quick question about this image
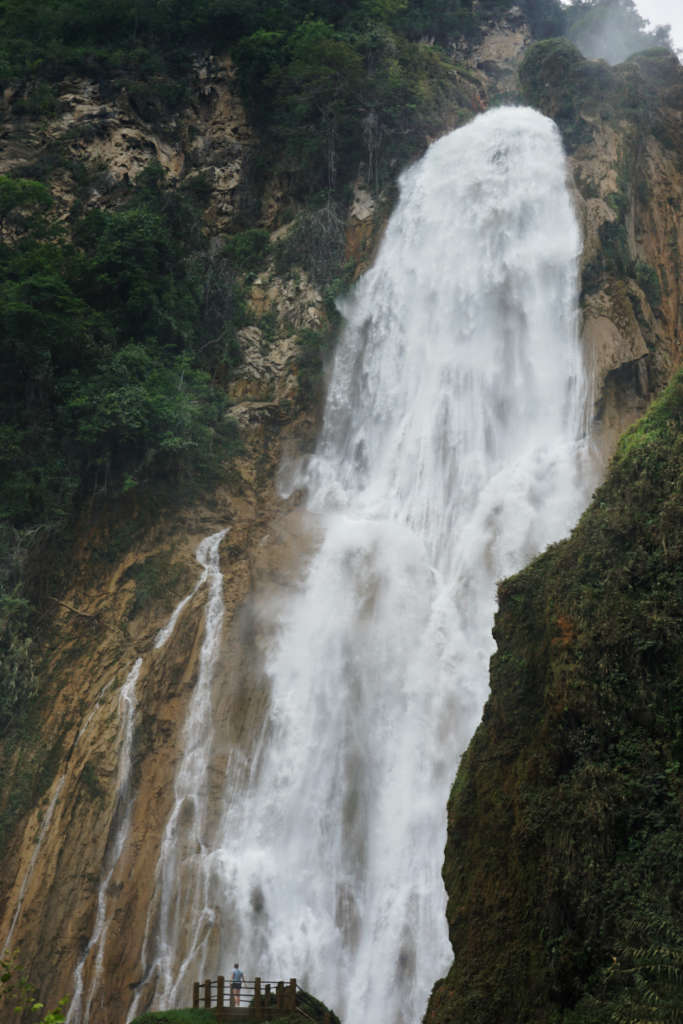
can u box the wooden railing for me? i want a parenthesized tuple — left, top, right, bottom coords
(192, 977, 303, 1020)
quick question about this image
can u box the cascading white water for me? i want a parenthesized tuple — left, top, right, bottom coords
(67, 529, 227, 1024)
(134, 106, 595, 1024)
(2, 777, 65, 958)
(129, 528, 229, 1018)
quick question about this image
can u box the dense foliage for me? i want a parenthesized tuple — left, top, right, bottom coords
(0, 165, 243, 728)
(520, 37, 680, 151)
(0, 0, 572, 196)
(430, 371, 683, 1024)
(0, 0, 532, 82)
(1, 171, 240, 526)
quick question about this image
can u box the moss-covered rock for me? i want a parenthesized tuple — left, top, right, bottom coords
(129, 1011, 217, 1024)
(427, 371, 683, 1023)
(128, 1012, 305, 1024)
(519, 39, 681, 152)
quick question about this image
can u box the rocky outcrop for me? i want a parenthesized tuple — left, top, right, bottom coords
(520, 43, 682, 455)
(0, 54, 255, 231)
(573, 119, 682, 452)
(465, 4, 532, 99)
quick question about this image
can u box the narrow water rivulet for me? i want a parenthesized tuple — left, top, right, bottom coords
(135, 106, 595, 1024)
(68, 658, 142, 1024)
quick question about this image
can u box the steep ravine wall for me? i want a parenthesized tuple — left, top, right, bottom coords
(426, 37, 683, 1024)
(0, 18, 681, 1024)
(519, 42, 683, 455)
(0, 54, 328, 1006)
(0, 43, 480, 1021)
(426, 368, 683, 1024)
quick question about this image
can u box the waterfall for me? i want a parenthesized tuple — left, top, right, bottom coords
(66, 657, 142, 1024)
(68, 529, 227, 1024)
(129, 528, 229, 1018)
(2, 776, 65, 958)
(135, 106, 594, 1024)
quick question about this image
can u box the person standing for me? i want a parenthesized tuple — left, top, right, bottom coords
(231, 963, 244, 1006)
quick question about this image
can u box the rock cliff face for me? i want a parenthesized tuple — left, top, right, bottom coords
(0, 15, 681, 1024)
(1, 55, 255, 230)
(0, 56, 328, 1017)
(426, 36, 683, 1024)
(519, 43, 682, 456)
(0, 42, 475, 1020)
(426, 367, 683, 1024)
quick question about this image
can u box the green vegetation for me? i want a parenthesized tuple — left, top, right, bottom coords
(434, 370, 683, 1023)
(128, 986, 339, 1024)
(222, 228, 271, 276)
(520, 39, 679, 152)
(0, 1, 571, 198)
(633, 257, 662, 309)
(0, 719, 66, 859)
(79, 760, 105, 801)
(296, 327, 331, 406)
(0, 163, 244, 733)
(129, 1012, 320, 1024)
(0, 585, 37, 727)
(234, 14, 474, 195)
(123, 553, 193, 618)
(273, 205, 347, 286)
(129, 1011, 217, 1024)
(521, 38, 673, 324)
(0, 165, 242, 531)
(1, 950, 68, 1023)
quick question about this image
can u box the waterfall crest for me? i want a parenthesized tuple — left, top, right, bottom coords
(137, 106, 594, 1024)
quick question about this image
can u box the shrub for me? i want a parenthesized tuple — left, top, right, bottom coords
(633, 258, 662, 309)
(222, 228, 271, 274)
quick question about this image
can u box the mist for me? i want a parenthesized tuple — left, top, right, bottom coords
(564, 0, 673, 64)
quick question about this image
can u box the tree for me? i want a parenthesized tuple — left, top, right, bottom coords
(0, 177, 52, 238)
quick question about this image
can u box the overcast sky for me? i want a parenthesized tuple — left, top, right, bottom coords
(633, 0, 683, 52)
(559, 0, 683, 53)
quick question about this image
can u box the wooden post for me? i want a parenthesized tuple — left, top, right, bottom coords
(217, 975, 225, 1009)
(265, 983, 271, 1006)
(276, 982, 284, 1011)
(288, 979, 297, 1012)
(193, 982, 200, 1009)
(205, 979, 213, 1008)
(254, 976, 262, 1021)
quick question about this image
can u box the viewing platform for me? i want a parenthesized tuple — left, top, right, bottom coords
(192, 977, 333, 1023)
